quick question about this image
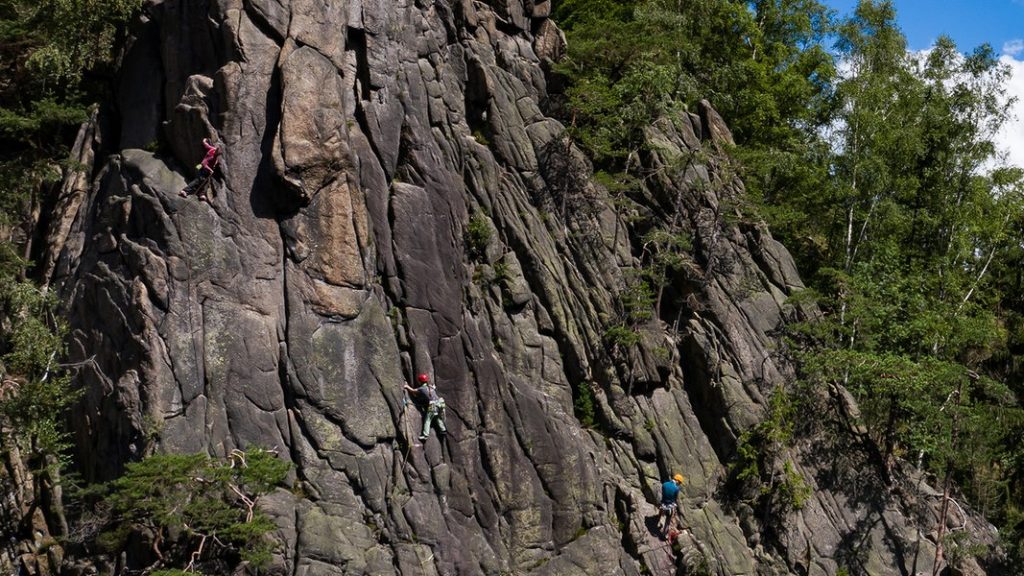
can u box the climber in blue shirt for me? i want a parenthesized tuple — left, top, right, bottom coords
(657, 473, 685, 536)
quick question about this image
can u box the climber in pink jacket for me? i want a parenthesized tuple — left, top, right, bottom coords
(179, 138, 222, 202)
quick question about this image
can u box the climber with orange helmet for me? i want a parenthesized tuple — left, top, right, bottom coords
(404, 373, 447, 442)
(657, 473, 685, 536)
(179, 138, 222, 203)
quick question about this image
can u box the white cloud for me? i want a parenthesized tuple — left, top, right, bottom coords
(1004, 39, 1024, 57)
(831, 50, 1024, 172)
(995, 55, 1024, 170)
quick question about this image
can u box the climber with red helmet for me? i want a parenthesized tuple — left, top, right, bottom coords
(179, 138, 222, 203)
(657, 473, 685, 536)
(404, 373, 447, 442)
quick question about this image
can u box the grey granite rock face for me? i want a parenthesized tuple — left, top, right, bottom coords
(43, 1, 995, 574)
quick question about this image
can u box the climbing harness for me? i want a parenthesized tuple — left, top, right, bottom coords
(657, 502, 677, 535)
(401, 389, 415, 454)
(420, 394, 447, 442)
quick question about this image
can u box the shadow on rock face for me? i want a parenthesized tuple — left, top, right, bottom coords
(644, 513, 667, 541)
(249, 65, 305, 221)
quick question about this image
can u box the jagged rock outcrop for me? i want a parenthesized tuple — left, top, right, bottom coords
(38, 1, 997, 574)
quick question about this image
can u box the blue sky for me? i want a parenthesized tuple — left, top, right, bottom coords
(822, 0, 1024, 55)
(823, 0, 1024, 168)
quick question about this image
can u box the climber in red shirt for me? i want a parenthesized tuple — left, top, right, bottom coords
(179, 138, 222, 202)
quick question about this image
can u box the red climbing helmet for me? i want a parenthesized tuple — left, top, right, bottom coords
(417, 373, 430, 383)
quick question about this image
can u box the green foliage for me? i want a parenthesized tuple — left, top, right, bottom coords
(942, 529, 988, 567)
(1, 0, 140, 90)
(1, 281, 63, 372)
(618, 271, 655, 324)
(732, 431, 762, 483)
(573, 381, 597, 428)
(93, 448, 290, 572)
(556, 0, 835, 171)
(603, 324, 641, 349)
(603, 271, 654, 354)
(0, 264, 76, 546)
(729, 389, 812, 513)
(471, 128, 490, 146)
(732, 389, 797, 470)
(0, 0, 141, 272)
(778, 461, 812, 510)
(465, 212, 492, 261)
(0, 275, 77, 458)
(1001, 503, 1024, 561)
(640, 228, 692, 262)
(638, 225, 694, 316)
(783, 8, 1024, 552)
(492, 260, 510, 283)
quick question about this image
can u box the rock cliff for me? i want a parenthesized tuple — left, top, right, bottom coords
(39, 0, 995, 574)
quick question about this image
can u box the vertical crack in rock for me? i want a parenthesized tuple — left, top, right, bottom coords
(349, 27, 372, 102)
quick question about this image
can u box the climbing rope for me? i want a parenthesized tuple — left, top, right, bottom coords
(662, 533, 677, 571)
(169, 202, 203, 395)
(386, 384, 415, 512)
(185, 248, 203, 390)
(401, 389, 413, 462)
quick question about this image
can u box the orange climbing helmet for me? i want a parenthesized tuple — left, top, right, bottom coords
(673, 473, 684, 484)
(417, 373, 430, 383)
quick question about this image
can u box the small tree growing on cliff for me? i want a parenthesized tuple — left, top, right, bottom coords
(729, 389, 812, 516)
(0, 249, 79, 537)
(87, 448, 290, 573)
